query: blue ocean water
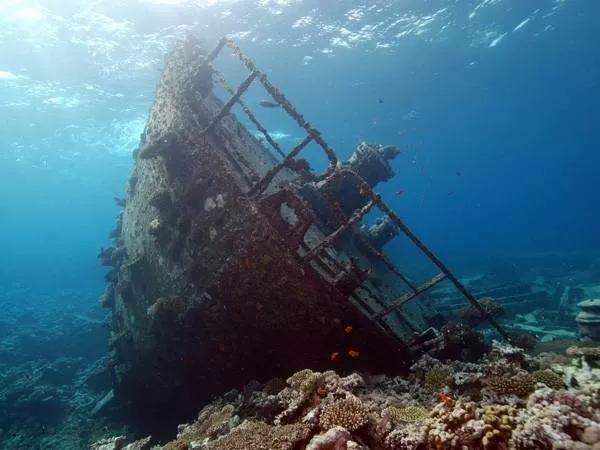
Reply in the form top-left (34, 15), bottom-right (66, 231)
top-left (0, 0), bottom-right (599, 447)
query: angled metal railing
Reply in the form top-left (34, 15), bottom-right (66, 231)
top-left (199, 36), bottom-right (509, 343)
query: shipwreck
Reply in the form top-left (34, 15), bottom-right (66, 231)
top-left (98, 35), bottom-right (507, 434)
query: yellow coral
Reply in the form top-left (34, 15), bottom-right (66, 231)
top-left (319, 397), bottom-right (370, 431)
top-left (383, 405), bottom-right (430, 425)
top-left (530, 370), bottom-right (565, 390)
top-left (287, 369), bottom-right (324, 394)
top-left (481, 405), bottom-right (518, 448)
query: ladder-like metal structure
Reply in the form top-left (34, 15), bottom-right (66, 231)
top-left (200, 36), bottom-right (509, 345)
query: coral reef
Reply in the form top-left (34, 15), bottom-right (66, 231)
top-left (206, 420), bottom-right (311, 450)
top-left (435, 321), bottom-right (488, 362)
top-left (93, 341), bottom-right (600, 450)
top-left (0, 304), bottom-right (125, 450)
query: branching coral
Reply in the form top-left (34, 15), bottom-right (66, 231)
top-left (384, 424), bottom-right (429, 450)
top-left (424, 364), bottom-right (454, 393)
top-left (484, 374), bottom-right (535, 398)
top-left (426, 400), bottom-right (483, 448)
top-left (93, 362), bottom-right (600, 450)
top-left (484, 370), bottom-right (564, 398)
top-left (530, 369), bottom-right (565, 390)
top-left (288, 369), bottom-right (324, 394)
top-left (319, 397), bottom-right (370, 431)
top-left (511, 387), bottom-right (600, 449)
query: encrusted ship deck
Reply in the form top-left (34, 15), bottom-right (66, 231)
top-left (99, 35), bottom-right (506, 434)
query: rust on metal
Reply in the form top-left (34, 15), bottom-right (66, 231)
top-left (248, 135), bottom-right (313, 195)
top-left (223, 39), bottom-right (339, 171)
top-left (201, 36), bottom-right (509, 341)
top-left (201, 69), bottom-right (258, 134)
top-left (373, 272), bottom-right (448, 320)
top-left (303, 200), bottom-right (374, 263)
top-left (211, 67), bottom-right (287, 159)
top-left (258, 189), bottom-right (314, 250)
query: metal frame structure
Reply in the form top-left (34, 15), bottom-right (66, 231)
top-left (200, 37), bottom-right (509, 343)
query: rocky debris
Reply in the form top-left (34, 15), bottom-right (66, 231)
top-left (577, 299), bottom-right (600, 341)
top-left (0, 310), bottom-right (124, 449)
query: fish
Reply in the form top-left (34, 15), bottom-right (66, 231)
top-left (456, 169), bottom-right (462, 177)
top-left (393, 190), bottom-right (404, 197)
top-left (377, 98), bottom-right (384, 104)
top-left (330, 351), bottom-right (340, 361)
top-left (259, 100), bottom-right (281, 108)
top-left (344, 325), bottom-right (353, 333)
top-left (439, 391), bottom-right (453, 406)
top-left (348, 349), bottom-right (360, 358)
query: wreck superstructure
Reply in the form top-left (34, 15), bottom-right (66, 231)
top-left (99, 36), bottom-right (506, 432)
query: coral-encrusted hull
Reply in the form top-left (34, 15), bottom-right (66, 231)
top-left (102, 37), bottom-right (410, 435)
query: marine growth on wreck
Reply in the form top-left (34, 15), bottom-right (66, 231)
top-left (91, 36), bottom-right (600, 450)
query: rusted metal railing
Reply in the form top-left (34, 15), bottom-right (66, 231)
top-left (200, 36), bottom-right (510, 343)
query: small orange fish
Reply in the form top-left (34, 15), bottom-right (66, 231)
top-left (348, 349), bottom-right (360, 358)
top-left (330, 351), bottom-right (340, 361)
top-left (344, 325), bottom-right (353, 333)
top-left (439, 391), bottom-right (453, 406)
